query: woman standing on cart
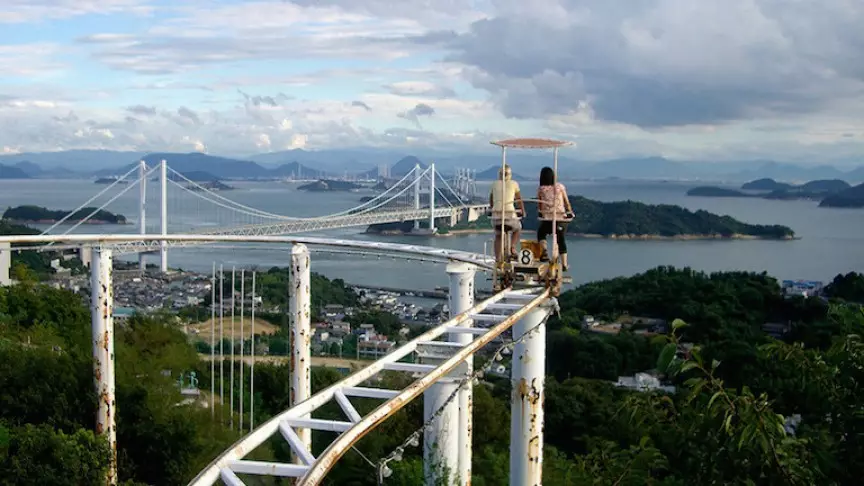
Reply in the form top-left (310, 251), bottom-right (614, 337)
top-left (537, 166), bottom-right (573, 271)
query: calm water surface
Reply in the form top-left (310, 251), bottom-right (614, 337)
top-left (1, 179), bottom-right (861, 291)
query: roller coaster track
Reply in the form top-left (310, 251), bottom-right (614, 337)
top-left (0, 234), bottom-right (554, 486)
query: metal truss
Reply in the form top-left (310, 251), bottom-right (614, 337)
top-left (188, 286), bottom-right (550, 486)
top-left (107, 206), bottom-right (489, 255)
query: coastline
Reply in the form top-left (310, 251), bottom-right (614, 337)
top-left (368, 228), bottom-right (796, 241)
top-left (5, 219), bottom-right (128, 225)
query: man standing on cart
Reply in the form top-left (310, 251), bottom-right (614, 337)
top-left (489, 164), bottom-right (524, 262)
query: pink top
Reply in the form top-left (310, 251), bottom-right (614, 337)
top-left (538, 183), bottom-right (568, 219)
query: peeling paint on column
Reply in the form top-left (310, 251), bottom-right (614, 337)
top-left (91, 247), bottom-right (117, 485)
top-left (289, 244), bottom-right (312, 463)
top-left (510, 304), bottom-right (551, 486)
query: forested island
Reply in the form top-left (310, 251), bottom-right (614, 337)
top-left (186, 180), bottom-right (235, 192)
top-left (298, 179), bottom-right (362, 192)
top-left (1, 262), bottom-right (863, 484)
top-left (819, 182), bottom-right (864, 208)
top-left (367, 196), bottom-right (795, 239)
top-left (688, 178), bottom-right (852, 202)
top-left (2, 205), bottom-right (128, 224)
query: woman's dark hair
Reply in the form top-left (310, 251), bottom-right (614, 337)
top-left (539, 166), bottom-right (555, 186)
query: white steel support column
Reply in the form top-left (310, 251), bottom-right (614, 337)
top-left (429, 163), bottom-right (436, 232)
top-left (509, 304), bottom-right (552, 486)
top-left (91, 248), bottom-right (117, 485)
top-left (423, 379), bottom-right (460, 485)
top-left (447, 262), bottom-right (475, 486)
top-left (290, 244), bottom-right (312, 459)
top-left (159, 160), bottom-right (168, 272)
top-left (138, 160), bottom-right (147, 271)
top-left (414, 164), bottom-right (421, 230)
top-left (0, 242), bottom-right (10, 286)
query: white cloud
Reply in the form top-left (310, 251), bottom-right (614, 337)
top-left (0, 0), bottom-right (152, 23)
top-left (0, 43), bottom-right (65, 77)
top-left (1, 0), bottom-right (864, 163)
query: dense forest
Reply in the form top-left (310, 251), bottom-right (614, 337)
top-left (1, 264), bottom-right (862, 484)
top-left (2, 205), bottom-right (127, 224)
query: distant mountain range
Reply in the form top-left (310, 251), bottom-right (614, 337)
top-left (1, 149), bottom-right (863, 183)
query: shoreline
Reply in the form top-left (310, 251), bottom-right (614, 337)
top-left (367, 228), bottom-right (797, 241)
top-left (6, 219), bottom-right (128, 225)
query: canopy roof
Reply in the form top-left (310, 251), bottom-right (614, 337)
top-left (490, 138), bottom-right (574, 149)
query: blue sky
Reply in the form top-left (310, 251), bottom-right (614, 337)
top-left (1, 0), bottom-right (864, 164)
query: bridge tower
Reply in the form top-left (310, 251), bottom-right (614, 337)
top-left (428, 163), bottom-right (436, 233)
top-left (138, 160), bottom-right (147, 271)
top-left (414, 164), bottom-right (421, 231)
top-left (159, 160), bottom-right (168, 272)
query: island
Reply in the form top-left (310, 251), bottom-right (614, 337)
top-left (2, 205), bottom-right (128, 224)
top-left (366, 196), bottom-right (795, 239)
top-left (94, 177), bottom-right (130, 185)
top-left (819, 182), bottom-right (864, 208)
top-left (689, 178), bottom-right (852, 202)
top-left (187, 180), bottom-right (235, 192)
top-left (686, 187), bottom-right (754, 198)
top-left (741, 178), bottom-right (792, 191)
top-left (298, 179), bottom-right (362, 192)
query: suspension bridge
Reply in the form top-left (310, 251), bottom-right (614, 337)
top-left (0, 159), bottom-right (487, 279)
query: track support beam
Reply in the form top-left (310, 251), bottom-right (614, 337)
top-left (290, 243), bottom-right (312, 462)
top-left (509, 302), bottom-right (552, 486)
top-left (91, 248), bottom-right (118, 485)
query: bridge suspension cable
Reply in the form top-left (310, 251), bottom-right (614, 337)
top-left (39, 164), bottom-right (141, 235)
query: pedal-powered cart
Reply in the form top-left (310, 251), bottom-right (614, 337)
top-left (488, 138), bottom-right (574, 296)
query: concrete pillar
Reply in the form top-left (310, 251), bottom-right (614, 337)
top-left (90, 248), bottom-right (117, 485)
top-left (447, 263), bottom-right (475, 486)
top-left (159, 159), bottom-right (168, 272)
top-left (290, 244), bottom-right (312, 460)
top-left (423, 379), bottom-right (460, 485)
top-left (138, 160), bottom-right (147, 271)
top-left (509, 304), bottom-right (552, 486)
top-left (0, 242), bottom-right (10, 286)
top-left (79, 246), bottom-right (92, 268)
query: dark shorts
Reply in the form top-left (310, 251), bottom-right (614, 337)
top-left (492, 218), bottom-right (522, 232)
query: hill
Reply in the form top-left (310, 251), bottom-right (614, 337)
top-left (741, 178), bottom-right (792, 191)
top-left (692, 178), bottom-right (852, 202)
top-left (391, 156), bottom-right (426, 177)
top-left (141, 153), bottom-right (269, 179)
top-left (475, 165), bottom-right (530, 181)
top-left (819, 183), bottom-right (864, 208)
top-left (2, 205), bottom-right (127, 224)
top-left (0, 164), bottom-right (31, 179)
top-left (687, 186), bottom-right (753, 198)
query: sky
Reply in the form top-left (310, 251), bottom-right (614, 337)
top-left (1, 0), bottom-right (864, 163)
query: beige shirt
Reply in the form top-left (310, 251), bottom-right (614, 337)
top-left (490, 180), bottom-right (520, 217)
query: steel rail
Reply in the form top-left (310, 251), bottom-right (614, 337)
top-left (297, 289), bottom-right (551, 485)
top-left (0, 234), bottom-right (494, 271)
top-left (188, 286), bottom-right (547, 485)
